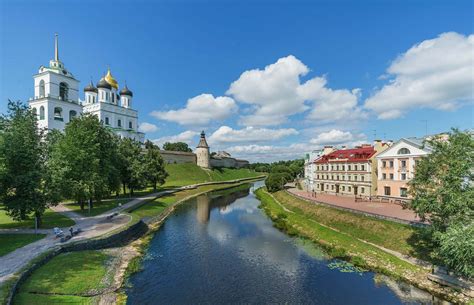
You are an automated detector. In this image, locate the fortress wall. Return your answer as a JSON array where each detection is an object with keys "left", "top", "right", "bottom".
[{"left": 159, "top": 150, "right": 197, "bottom": 164}]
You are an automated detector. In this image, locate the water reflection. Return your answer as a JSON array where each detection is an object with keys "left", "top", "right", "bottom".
[{"left": 127, "top": 182, "right": 440, "bottom": 305}]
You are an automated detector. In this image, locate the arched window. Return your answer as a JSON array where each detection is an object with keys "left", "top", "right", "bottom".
[
  {"left": 69, "top": 110, "right": 77, "bottom": 121},
  {"left": 39, "top": 106, "right": 45, "bottom": 120},
  {"left": 117, "top": 119, "right": 122, "bottom": 127},
  {"left": 39, "top": 80, "right": 45, "bottom": 97},
  {"left": 128, "top": 121, "right": 132, "bottom": 129},
  {"left": 105, "top": 117, "right": 109, "bottom": 125},
  {"left": 32, "top": 107, "right": 37, "bottom": 117},
  {"left": 59, "top": 82, "right": 68, "bottom": 101},
  {"left": 397, "top": 148, "right": 411, "bottom": 155},
  {"left": 54, "top": 107, "right": 63, "bottom": 121}
]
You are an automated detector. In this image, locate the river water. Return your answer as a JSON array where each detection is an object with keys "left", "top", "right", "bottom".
[{"left": 126, "top": 181, "right": 440, "bottom": 304}]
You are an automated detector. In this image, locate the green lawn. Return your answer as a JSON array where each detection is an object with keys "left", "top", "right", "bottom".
[
  {"left": 272, "top": 191, "right": 431, "bottom": 260},
  {"left": 65, "top": 198, "right": 131, "bottom": 217},
  {"left": 0, "top": 234, "right": 46, "bottom": 257},
  {"left": 0, "top": 207, "right": 75, "bottom": 230},
  {"left": 163, "top": 163, "right": 262, "bottom": 188},
  {"left": 14, "top": 250, "right": 110, "bottom": 305}
]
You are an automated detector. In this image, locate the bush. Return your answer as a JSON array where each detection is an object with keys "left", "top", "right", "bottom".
[{"left": 265, "top": 173, "right": 290, "bottom": 192}]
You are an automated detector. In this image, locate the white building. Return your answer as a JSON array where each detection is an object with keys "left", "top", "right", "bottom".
[
  {"left": 303, "top": 149, "right": 325, "bottom": 192},
  {"left": 28, "top": 34, "right": 144, "bottom": 142}
]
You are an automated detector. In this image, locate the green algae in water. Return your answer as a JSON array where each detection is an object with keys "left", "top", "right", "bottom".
[
  {"left": 295, "top": 238, "right": 327, "bottom": 261},
  {"left": 328, "top": 260, "right": 367, "bottom": 275}
]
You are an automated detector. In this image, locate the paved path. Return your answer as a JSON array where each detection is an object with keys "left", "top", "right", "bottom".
[
  {"left": 0, "top": 177, "right": 263, "bottom": 285},
  {"left": 288, "top": 189, "right": 424, "bottom": 224}
]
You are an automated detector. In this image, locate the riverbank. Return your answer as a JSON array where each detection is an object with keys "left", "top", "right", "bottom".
[
  {"left": 8, "top": 178, "right": 263, "bottom": 305},
  {"left": 255, "top": 188, "right": 473, "bottom": 304}
]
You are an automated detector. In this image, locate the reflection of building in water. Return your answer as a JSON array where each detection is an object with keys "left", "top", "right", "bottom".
[
  {"left": 374, "top": 275, "right": 450, "bottom": 304},
  {"left": 211, "top": 189, "right": 250, "bottom": 210},
  {"left": 196, "top": 195, "right": 210, "bottom": 223}
]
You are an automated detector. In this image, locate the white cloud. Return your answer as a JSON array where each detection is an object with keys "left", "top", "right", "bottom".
[
  {"left": 208, "top": 126, "right": 298, "bottom": 144},
  {"left": 138, "top": 122, "right": 158, "bottom": 133},
  {"left": 226, "top": 55, "right": 365, "bottom": 126},
  {"left": 309, "top": 129, "right": 354, "bottom": 145},
  {"left": 226, "top": 143, "right": 314, "bottom": 162},
  {"left": 299, "top": 77, "right": 367, "bottom": 122},
  {"left": 365, "top": 32, "right": 474, "bottom": 119},
  {"left": 152, "top": 130, "right": 199, "bottom": 148},
  {"left": 151, "top": 94, "right": 237, "bottom": 126},
  {"left": 227, "top": 55, "right": 310, "bottom": 126}
]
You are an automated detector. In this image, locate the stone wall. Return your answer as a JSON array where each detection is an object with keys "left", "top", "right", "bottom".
[
  {"left": 210, "top": 157, "right": 249, "bottom": 168},
  {"left": 159, "top": 150, "right": 196, "bottom": 165}
]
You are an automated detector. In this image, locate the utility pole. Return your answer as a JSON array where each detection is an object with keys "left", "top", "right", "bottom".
[{"left": 372, "top": 129, "right": 377, "bottom": 141}]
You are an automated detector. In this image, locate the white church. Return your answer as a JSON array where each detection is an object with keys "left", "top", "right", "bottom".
[{"left": 28, "top": 34, "right": 144, "bottom": 142}]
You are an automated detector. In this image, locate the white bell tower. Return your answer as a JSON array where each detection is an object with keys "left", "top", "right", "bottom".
[{"left": 29, "top": 34, "right": 82, "bottom": 131}]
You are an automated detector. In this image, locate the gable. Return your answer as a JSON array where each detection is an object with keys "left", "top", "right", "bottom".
[{"left": 376, "top": 139, "right": 429, "bottom": 158}]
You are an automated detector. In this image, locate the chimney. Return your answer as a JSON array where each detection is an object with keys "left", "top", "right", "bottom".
[{"left": 323, "top": 145, "right": 335, "bottom": 155}]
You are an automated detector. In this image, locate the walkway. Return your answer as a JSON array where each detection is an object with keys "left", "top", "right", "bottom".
[
  {"left": 0, "top": 177, "right": 263, "bottom": 285},
  {"left": 287, "top": 189, "right": 424, "bottom": 224}
]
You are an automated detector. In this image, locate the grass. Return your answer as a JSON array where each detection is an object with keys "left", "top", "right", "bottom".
[
  {"left": 14, "top": 250, "right": 110, "bottom": 305},
  {"left": 163, "top": 163, "right": 262, "bottom": 188},
  {"left": 0, "top": 234, "right": 46, "bottom": 257},
  {"left": 65, "top": 198, "right": 131, "bottom": 217},
  {"left": 272, "top": 191, "right": 432, "bottom": 260},
  {"left": 0, "top": 207, "right": 75, "bottom": 230},
  {"left": 255, "top": 188, "right": 425, "bottom": 279}
]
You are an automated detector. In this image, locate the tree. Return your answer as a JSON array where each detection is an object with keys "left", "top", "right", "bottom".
[
  {"left": 162, "top": 142, "right": 192, "bottom": 152},
  {"left": 409, "top": 129, "right": 474, "bottom": 278},
  {"left": 49, "top": 114, "right": 120, "bottom": 210},
  {"left": 143, "top": 141, "right": 168, "bottom": 191},
  {"left": 0, "top": 101, "right": 50, "bottom": 226},
  {"left": 265, "top": 173, "right": 290, "bottom": 192},
  {"left": 117, "top": 138, "right": 146, "bottom": 196}
]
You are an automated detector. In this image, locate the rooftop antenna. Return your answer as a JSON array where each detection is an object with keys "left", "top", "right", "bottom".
[
  {"left": 54, "top": 33, "right": 59, "bottom": 61},
  {"left": 372, "top": 129, "right": 377, "bottom": 141}
]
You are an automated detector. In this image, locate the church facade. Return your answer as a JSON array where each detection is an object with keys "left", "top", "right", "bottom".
[{"left": 28, "top": 34, "right": 144, "bottom": 142}]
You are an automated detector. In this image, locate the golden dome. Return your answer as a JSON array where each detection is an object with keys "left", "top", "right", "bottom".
[{"left": 104, "top": 68, "right": 119, "bottom": 89}]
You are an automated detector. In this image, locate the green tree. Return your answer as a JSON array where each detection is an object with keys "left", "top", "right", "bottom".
[
  {"left": 265, "top": 173, "right": 290, "bottom": 192},
  {"left": 143, "top": 141, "right": 168, "bottom": 191},
  {"left": 0, "top": 101, "right": 51, "bottom": 226},
  {"left": 409, "top": 129, "right": 474, "bottom": 278},
  {"left": 49, "top": 114, "right": 120, "bottom": 210},
  {"left": 117, "top": 138, "right": 146, "bottom": 196},
  {"left": 162, "top": 141, "right": 192, "bottom": 152}
]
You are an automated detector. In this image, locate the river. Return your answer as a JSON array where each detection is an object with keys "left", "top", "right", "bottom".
[{"left": 126, "top": 181, "right": 440, "bottom": 304}]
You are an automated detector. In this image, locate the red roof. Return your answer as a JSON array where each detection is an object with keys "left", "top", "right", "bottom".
[{"left": 315, "top": 146, "right": 376, "bottom": 164}]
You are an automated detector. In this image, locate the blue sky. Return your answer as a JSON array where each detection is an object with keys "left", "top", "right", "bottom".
[{"left": 1, "top": 0, "right": 472, "bottom": 162}]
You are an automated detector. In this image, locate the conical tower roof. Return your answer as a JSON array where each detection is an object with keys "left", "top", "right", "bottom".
[{"left": 197, "top": 130, "right": 209, "bottom": 148}]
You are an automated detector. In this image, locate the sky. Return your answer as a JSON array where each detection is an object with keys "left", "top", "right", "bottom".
[{"left": 0, "top": 0, "right": 473, "bottom": 162}]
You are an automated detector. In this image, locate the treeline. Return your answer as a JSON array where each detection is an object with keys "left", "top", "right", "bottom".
[
  {"left": 247, "top": 159, "right": 304, "bottom": 192},
  {"left": 0, "top": 101, "right": 167, "bottom": 226}
]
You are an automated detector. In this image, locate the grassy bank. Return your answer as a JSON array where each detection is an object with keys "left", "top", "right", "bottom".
[
  {"left": 0, "top": 234, "right": 46, "bottom": 257},
  {"left": 0, "top": 206, "right": 75, "bottom": 230},
  {"left": 272, "top": 191, "right": 432, "bottom": 260},
  {"left": 65, "top": 198, "right": 131, "bottom": 217},
  {"left": 256, "top": 188, "right": 468, "bottom": 303},
  {"left": 13, "top": 250, "right": 112, "bottom": 305}
]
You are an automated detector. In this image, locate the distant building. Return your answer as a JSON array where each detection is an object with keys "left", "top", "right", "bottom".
[
  {"left": 196, "top": 131, "right": 211, "bottom": 169},
  {"left": 314, "top": 141, "right": 388, "bottom": 197},
  {"left": 303, "top": 146, "right": 336, "bottom": 192},
  {"left": 376, "top": 137, "right": 431, "bottom": 201},
  {"left": 28, "top": 34, "right": 144, "bottom": 142}
]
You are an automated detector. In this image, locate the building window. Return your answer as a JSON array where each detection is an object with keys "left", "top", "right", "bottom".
[
  {"left": 32, "top": 107, "right": 37, "bottom": 117},
  {"left": 105, "top": 117, "right": 109, "bottom": 125},
  {"left": 361, "top": 175, "right": 364, "bottom": 181},
  {"left": 59, "top": 82, "right": 68, "bottom": 101},
  {"left": 342, "top": 186, "right": 345, "bottom": 191},
  {"left": 389, "top": 161, "right": 394, "bottom": 168},
  {"left": 129, "top": 121, "right": 132, "bottom": 129},
  {"left": 390, "top": 173, "right": 394, "bottom": 180},
  {"left": 69, "top": 110, "right": 77, "bottom": 121},
  {"left": 400, "top": 187, "right": 408, "bottom": 197},
  {"left": 361, "top": 165, "right": 365, "bottom": 171},
  {"left": 39, "top": 106, "right": 45, "bottom": 120},
  {"left": 354, "top": 176, "right": 357, "bottom": 181},
  {"left": 118, "top": 119, "right": 122, "bottom": 127},
  {"left": 348, "top": 165, "right": 351, "bottom": 171},
  {"left": 348, "top": 176, "right": 351, "bottom": 181},
  {"left": 398, "top": 148, "right": 411, "bottom": 155},
  {"left": 354, "top": 165, "right": 358, "bottom": 171},
  {"left": 382, "top": 161, "right": 386, "bottom": 168},
  {"left": 39, "top": 80, "right": 45, "bottom": 97},
  {"left": 360, "top": 187, "right": 364, "bottom": 194},
  {"left": 382, "top": 173, "right": 386, "bottom": 180},
  {"left": 401, "top": 173, "right": 407, "bottom": 180},
  {"left": 348, "top": 186, "right": 351, "bottom": 191},
  {"left": 331, "top": 185, "right": 334, "bottom": 190},
  {"left": 384, "top": 186, "right": 391, "bottom": 196},
  {"left": 401, "top": 160, "right": 407, "bottom": 168},
  {"left": 53, "top": 107, "right": 63, "bottom": 121}
]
